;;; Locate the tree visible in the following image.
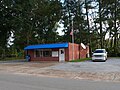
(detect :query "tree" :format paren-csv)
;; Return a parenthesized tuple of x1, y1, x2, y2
(34, 0, 62, 43)
(0, 0, 14, 58)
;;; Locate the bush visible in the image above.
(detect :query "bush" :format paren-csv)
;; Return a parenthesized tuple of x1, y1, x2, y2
(117, 53, 120, 57)
(107, 47, 120, 57)
(6, 54, 16, 58)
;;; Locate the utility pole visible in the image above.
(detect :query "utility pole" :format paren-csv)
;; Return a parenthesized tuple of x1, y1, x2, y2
(72, 16, 74, 60)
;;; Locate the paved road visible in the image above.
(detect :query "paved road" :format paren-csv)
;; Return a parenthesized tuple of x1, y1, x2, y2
(0, 72, 120, 90)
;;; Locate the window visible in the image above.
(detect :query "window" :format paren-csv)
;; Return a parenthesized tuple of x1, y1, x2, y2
(36, 50, 40, 57)
(94, 50, 104, 53)
(35, 49, 52, 57)
(43, 51, 51, 57)
(52, 51, 58, 57)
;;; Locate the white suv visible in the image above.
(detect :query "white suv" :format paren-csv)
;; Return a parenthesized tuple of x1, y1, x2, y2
(92, 49, 107, 62)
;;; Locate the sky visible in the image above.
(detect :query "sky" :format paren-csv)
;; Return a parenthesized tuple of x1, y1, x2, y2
(57, 23, 64, 35)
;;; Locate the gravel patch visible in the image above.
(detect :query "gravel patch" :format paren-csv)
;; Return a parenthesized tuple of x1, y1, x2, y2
(0, 58, 120, 82)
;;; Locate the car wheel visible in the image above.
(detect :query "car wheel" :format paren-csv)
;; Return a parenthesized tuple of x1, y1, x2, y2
(106, 57, 107, 60)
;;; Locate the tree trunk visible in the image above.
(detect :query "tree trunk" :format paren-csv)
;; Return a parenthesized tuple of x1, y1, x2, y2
(85, 0, 92, 55)
(114, 0, 117, 56)
(99, 0, 103, 48)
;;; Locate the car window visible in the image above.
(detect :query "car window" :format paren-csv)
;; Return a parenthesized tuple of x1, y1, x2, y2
(94, 50, 104, 53)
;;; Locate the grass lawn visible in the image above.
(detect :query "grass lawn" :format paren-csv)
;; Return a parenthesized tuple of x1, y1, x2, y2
(70, 58, 91, 62)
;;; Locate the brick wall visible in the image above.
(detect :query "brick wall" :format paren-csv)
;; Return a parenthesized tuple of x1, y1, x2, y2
(68, 43, 88, 60)
(65, 48, 69, 62)
(28, 49, 59, 61)
(31, 57, 59, 61)
(79, 45, 87, 58)
(68, 43, 80, 61)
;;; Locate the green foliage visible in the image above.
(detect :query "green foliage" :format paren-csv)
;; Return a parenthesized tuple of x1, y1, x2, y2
(0, 0, 120, 57)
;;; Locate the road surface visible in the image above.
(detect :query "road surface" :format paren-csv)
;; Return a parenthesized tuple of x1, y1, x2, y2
(0, 72, 120, 90)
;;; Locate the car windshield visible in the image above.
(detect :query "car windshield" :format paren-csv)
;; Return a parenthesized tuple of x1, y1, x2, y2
(94, 50, 104, 53)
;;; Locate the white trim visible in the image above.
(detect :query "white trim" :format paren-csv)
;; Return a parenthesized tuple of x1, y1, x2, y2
(59, 49, 65, 62)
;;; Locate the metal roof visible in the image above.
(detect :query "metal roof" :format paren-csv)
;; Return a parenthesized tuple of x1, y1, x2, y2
(24, 43, 68, 50)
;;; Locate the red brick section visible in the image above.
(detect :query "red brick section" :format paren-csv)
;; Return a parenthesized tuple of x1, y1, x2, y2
(68, 43, 88, 61)
(79, 45, 89, 59)
(68, 43, 80, 61)
(68, 43, 72, 61)
(27, 49, 59, 62)
(31, 57, 59, 61)
(65, 48, 69, 62)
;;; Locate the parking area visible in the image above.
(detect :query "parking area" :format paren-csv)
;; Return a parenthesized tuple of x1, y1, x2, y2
(0, 58, 120, 82)
(46, 58, 120, 72)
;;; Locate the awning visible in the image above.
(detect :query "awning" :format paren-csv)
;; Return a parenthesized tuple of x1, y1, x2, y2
(24, 43, 68, 50)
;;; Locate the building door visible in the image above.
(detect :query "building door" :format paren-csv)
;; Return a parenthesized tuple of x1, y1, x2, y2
(59, 49, 65, 62)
